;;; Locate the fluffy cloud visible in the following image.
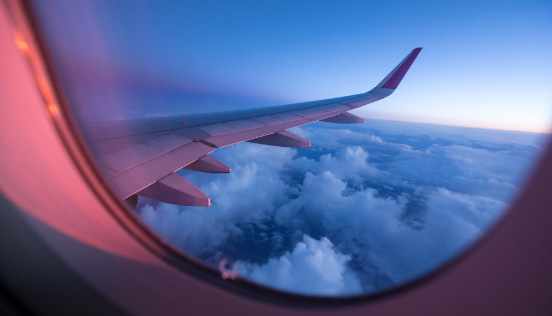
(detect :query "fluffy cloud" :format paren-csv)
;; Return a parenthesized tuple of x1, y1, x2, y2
(139, 143, 296, 259)
(237, 235, 362, 296)
(137, 120, 544, 295)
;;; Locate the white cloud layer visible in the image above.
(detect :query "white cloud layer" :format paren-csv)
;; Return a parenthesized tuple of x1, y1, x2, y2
(137, 120, 545, 295)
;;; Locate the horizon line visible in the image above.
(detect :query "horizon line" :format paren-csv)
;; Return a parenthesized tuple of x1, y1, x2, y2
(361, 115, 552, 135)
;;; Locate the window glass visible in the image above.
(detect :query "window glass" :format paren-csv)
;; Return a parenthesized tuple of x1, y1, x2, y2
(30, 0, 551, 297)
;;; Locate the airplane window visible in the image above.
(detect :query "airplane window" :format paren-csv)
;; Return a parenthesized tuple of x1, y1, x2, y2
(26, 0, 551, 299)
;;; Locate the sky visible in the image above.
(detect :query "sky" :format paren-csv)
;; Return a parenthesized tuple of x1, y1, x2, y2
(32, 0, 552, 132)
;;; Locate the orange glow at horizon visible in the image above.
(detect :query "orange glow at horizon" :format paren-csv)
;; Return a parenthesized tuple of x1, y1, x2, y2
(364, 113, 552, 135)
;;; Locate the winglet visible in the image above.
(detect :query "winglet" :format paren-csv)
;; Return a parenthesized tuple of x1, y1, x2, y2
(375, 47, 422, 90)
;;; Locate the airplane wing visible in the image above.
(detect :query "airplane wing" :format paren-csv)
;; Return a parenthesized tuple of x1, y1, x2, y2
(82, 47, 422, 207)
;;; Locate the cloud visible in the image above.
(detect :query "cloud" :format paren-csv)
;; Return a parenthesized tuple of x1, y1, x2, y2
(139, 143, 297, 259)
(271, 167, 498, 290)
(137, 120, 544, 295)
(292, 146, 379, 180)
(237, 235, 362, 296)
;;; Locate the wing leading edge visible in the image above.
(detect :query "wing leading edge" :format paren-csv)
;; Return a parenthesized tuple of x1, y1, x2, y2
(83, 48, 422, 207)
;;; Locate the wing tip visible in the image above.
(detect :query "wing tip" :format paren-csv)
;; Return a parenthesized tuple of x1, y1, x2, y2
(377, 47, 423, 90)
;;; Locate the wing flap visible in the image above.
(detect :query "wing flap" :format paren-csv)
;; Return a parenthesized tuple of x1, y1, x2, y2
(138, 173, 210, 206)
(248, 130, 310, 147)
(321, 112, 365, 124)
(185, 155, 231, 173)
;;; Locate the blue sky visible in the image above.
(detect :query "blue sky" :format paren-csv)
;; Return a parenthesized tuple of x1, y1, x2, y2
(34, 0, 552, 132)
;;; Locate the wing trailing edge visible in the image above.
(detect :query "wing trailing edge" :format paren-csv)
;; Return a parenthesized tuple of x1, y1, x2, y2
(184, 155, 231, 173)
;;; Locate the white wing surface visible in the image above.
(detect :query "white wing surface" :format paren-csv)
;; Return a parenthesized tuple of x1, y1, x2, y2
(82, 48, 423, 207)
